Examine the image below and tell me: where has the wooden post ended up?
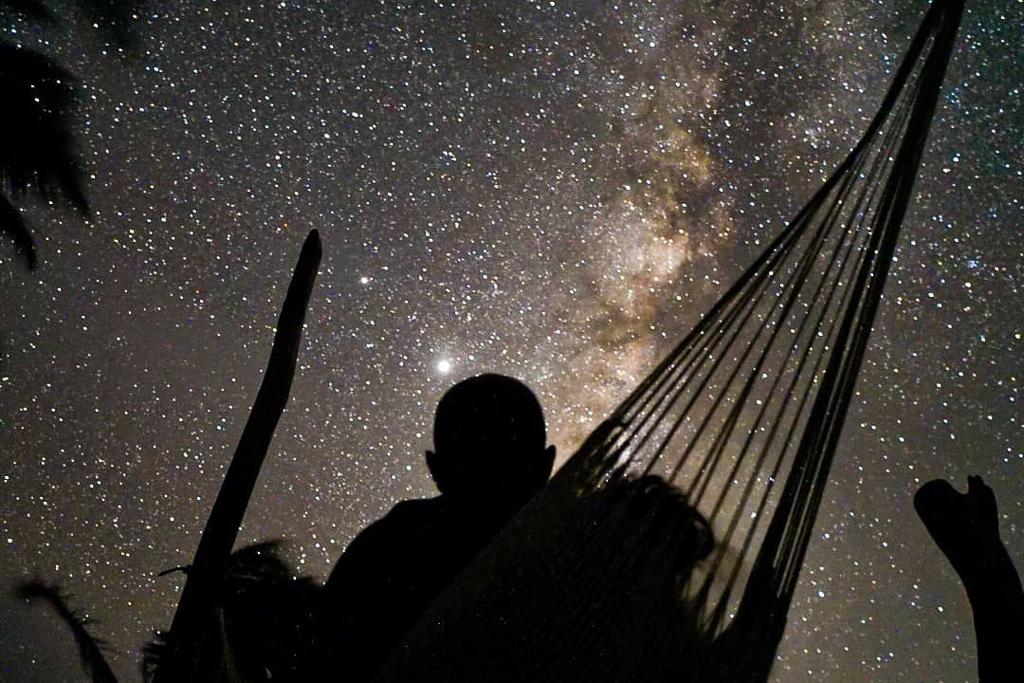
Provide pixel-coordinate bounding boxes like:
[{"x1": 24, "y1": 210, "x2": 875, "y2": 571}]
[{"x1": 154, "y1": 230, "x2": 322, "y2": 682}]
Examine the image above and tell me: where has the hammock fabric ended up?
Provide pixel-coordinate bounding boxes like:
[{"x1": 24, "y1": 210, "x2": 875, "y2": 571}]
[{"x1": 372, "y1": 1, "x2": 966, "y2": 681}]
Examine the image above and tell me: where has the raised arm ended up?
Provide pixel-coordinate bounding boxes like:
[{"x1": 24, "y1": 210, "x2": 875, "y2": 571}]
[{"x1": 915, "y1": 476, "x2": 1024, "y2": 682}]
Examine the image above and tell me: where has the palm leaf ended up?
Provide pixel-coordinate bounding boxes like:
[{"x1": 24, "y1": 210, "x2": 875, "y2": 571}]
[
  {"x1": 0, "y1": 40, "x2": 88, "y2": 214},
  {"x1": 15, "y1": 579, "x2": 120, "y2": 683},
  {"x1": 0, "y1": 0, "x2": 54, "y2": 22},
  {"x1": 0, "y1": 39, "x2": 89, "y2": 268},
  {"x1": 141, "y1": 631, "x2": 168, "y2": 683},
  {"x1": 0, "y1": 193, "x2": 35, "y2": 269},
  {"x1": 146, "y1": 541, "x2": 321, "y2": 682}
]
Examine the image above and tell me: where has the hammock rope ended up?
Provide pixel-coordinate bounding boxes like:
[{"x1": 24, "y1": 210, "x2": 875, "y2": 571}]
[{"x1": 558, "y1": 0, "x2": 963, "y2": 631}]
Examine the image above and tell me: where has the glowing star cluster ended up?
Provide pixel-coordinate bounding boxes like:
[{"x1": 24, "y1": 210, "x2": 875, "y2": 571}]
[{"x1": 539, "y1": 23, "x2": 735, "y2": 451}]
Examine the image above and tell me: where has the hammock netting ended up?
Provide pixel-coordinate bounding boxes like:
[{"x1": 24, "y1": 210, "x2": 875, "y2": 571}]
[{"x1": 371, "y1": 1, "x2": 966, "y2": 681}]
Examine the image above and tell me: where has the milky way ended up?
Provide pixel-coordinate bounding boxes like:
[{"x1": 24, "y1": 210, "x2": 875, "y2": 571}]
[{"x1": 1, "y1": 1, "x2": 1021, "y2": 680}]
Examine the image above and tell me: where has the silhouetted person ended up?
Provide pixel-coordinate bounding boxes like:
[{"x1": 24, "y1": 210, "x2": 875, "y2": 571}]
[
  {"x1": 313, "y1": 374, "x2": 556, "y2": 681},
  {"x1": 370, "y1": 474, "x2": 714, "y2": 682},
  {"x1": 915, "y1": 475, "x2": 1024, "y2": 682}
]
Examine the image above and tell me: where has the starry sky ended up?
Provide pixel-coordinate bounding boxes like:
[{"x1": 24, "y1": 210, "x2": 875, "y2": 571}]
[{"x1": 0, "y1": 0, "x2": 1021, "y2": 680}]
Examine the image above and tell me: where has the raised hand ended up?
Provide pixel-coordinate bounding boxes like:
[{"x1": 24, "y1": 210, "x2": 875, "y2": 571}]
[
  {"x1": 915, "y1": 475, "x2": 1024, "y2": 682},
  {"x1": 914, "y1": 475, "x2": 1002, "y2": 584}
]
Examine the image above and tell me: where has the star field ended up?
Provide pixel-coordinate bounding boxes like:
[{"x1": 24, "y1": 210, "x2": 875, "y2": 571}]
[{"x1": 0, "y1": 0, "x2": 1021, "y2": 680}]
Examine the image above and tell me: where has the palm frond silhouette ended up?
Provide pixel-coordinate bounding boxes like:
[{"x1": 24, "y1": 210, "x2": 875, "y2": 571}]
[
  {"x1": 0, "y1": 0, "x2": 54, "y2": 22},
  {"x1": 16, "y1": 234, "x2": 324, "y2": 683},
  {"x1": 17, "y1": 542, "x2": 321, "y2": 683},
  {"x1": 142, "y1": 542, "x2": 320, "y2": 683},
  {"x1": 0, "y1": 0, "x2": 137, "y2": 269},
  {"x1": 15, "y1": 579, "x2": 119, "y2": 683},
  {"x1": 0, "y1": 40, "x2": 86, "y2": 268}
]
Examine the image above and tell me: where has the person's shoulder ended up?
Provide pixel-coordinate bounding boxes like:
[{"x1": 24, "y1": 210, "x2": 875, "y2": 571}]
[
  {"x1": 390, "y1": 496, "x2": 444, "y2": 515},
  {"x1": 350, "y1": 497, "x2": 440, "y2": 535},
  {"x1": 383, "y1": 497, "x2": 446, "y2": 528},
  {"x1": 337, "y1": 497, "x2": 448, "y2": 560},
  {"x1": 327, "y1": 499, "x2": 439, "y2": 576}
]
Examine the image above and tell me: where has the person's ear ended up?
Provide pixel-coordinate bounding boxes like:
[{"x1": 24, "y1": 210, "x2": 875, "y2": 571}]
[
  {"x1": 426, "y1": 450, "x2": 453, "y2": 494},
  {"x1": 526, "y1": 445, "x2": 556, "y2": 489},
  {"x1": 542, "y1": 444, "x2": 556, "y2": 476}
]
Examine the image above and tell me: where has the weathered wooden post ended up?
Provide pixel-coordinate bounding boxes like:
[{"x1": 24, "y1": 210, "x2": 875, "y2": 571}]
[{"x1": 154, "y1": 230, "x2": 322, "y2": 682}]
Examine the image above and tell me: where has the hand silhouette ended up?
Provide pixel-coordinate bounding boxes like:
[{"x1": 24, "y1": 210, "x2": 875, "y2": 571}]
[
  {"x1": 915, "y1": 475, "x2": 1024, "y2": 682},
  {"x1": 914, "y1": 476, "x2": 1002, "y2": 584}
]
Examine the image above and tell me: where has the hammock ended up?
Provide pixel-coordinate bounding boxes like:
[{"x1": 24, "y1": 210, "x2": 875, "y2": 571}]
[{"x1": 371, "y1": 1, "x2": 966, "y2": 681}]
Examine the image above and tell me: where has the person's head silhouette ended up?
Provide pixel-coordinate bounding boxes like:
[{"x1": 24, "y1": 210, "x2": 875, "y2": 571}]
[{"x1": 426, "y1": 374, "x2": 555, "y2": 510}]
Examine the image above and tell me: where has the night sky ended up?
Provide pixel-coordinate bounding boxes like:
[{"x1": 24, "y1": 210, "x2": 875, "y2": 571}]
[{"x1": 1, "y1": 0, "x2": 1021, "y2": 680}]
